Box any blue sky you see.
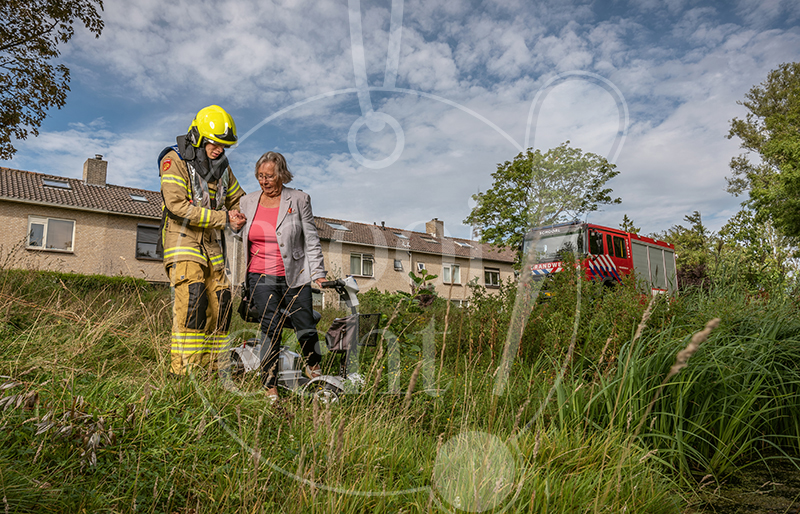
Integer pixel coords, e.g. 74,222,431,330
6,0,800,240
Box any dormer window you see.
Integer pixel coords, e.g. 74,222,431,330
42,178,71,189
327,221,350,232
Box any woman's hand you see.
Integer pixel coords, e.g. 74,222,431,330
228,210,246,231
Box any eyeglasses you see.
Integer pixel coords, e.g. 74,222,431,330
257,174,278,183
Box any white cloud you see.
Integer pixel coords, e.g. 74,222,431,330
7,0,800,243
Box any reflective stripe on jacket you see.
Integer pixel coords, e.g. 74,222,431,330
160,149,244,271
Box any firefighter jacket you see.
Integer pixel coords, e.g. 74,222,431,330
159,149,244,272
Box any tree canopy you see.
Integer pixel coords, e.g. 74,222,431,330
464,142,620,250
726,61,800,238
655,211,711,288
619,214,640,234
0,0,104,159
655,209,797,293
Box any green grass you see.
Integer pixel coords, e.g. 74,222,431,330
0,269,798,513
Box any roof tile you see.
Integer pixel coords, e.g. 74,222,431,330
0,167,161,218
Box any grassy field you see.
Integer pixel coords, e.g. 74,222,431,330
1,268,798,513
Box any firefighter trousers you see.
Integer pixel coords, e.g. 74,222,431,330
168,261,233,375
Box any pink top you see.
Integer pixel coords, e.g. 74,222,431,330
247,205,286,276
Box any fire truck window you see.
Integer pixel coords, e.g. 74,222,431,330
589,231,603,254
606,234,613,255
613,236,627,259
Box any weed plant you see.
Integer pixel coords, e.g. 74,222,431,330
0,267,798,513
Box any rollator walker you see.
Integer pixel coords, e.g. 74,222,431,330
231,277,380,402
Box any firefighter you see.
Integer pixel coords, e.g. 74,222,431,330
159,105,247,377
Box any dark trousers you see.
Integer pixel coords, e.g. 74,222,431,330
247,272,321,388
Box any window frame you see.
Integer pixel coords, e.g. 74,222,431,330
589,230,604,255
27,216,75,253
350,253,374,277
42,178,71,189
612,235,628,259
136,224,163,261
484,267,501,287
443,263,461,284
393,259,403,271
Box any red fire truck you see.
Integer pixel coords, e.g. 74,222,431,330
522,221,678,295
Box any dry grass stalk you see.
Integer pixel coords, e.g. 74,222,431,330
309,461,317,500
512,399,531,434
631,294,657,347
439,281,455,384
664,318,721,381
531,429,541,461
377,298,404,349
195,413,206,441
596,331,615,379
403,361,423,412
252,415,263,468
633,318,721,438
334,417,346,468
312,395,319,429
370,365,382,393
296,446,306,479
638,449,658,463
602,318,722,508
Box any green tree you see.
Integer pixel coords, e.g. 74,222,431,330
464,141,620,250
717,208,797,292
619,214,640,234
0,0,104,159
726,61,800,238
656,211,712,288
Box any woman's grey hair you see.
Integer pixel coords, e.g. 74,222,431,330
254,151,293,184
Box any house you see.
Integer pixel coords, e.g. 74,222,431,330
1,158,516,303
0,156,167,282
308,216,516,306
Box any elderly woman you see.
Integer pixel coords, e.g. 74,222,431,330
239,151,327,401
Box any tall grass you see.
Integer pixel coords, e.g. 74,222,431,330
0,268,798,512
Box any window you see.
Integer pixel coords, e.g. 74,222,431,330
612,236,627,259
443,264,460,284
327,221,350,232
312,291,324,309
589,230,604,255
130,194,149,202
485,268,501,287
455,241,472,248
42,178,71,189
350,253,373,276
136,225,162,260
417,262,426,272
27,216,75,252
393,259,403,271
393,232,408,239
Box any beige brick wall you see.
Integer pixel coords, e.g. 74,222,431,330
222,228,516,307
324,240,516,306
0,201,167,282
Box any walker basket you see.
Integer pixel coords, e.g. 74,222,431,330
325,313,381,352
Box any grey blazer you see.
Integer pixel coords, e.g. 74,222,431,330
239,187,326,288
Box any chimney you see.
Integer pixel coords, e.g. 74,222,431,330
381,221,385,230
426,218,444,238
83,154,108,186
